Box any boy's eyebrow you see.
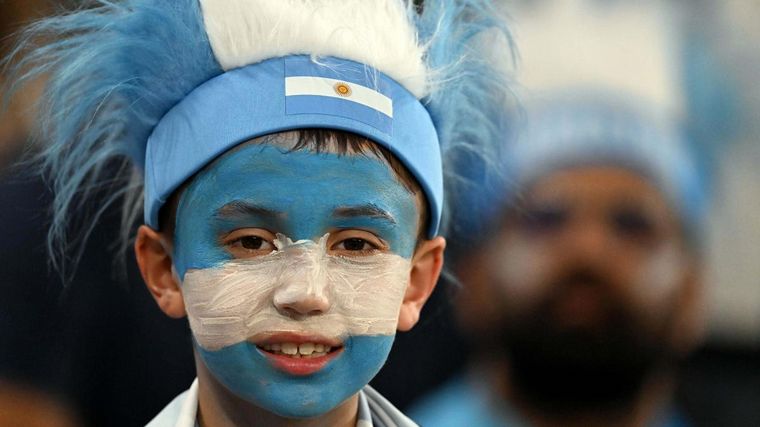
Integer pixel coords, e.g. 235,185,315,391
214,200,281,220
332,204,396,224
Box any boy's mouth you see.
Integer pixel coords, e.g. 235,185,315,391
252,334,344,376
259,342,338,358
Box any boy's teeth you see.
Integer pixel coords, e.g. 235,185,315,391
281,343,298,355
261,342,336,357
299,342,315,355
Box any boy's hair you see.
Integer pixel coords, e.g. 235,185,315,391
159,129,429,244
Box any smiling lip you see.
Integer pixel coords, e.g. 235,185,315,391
251,333,344,376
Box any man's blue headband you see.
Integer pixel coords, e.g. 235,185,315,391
144,55,442,237
505,94,708,236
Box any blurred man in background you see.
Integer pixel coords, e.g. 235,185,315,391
411,91,707,427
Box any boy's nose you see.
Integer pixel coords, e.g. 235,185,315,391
273,284,331,319
274,293,330,319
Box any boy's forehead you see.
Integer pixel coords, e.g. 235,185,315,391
181,138,419,221
174,136,422,258
203,138,394,186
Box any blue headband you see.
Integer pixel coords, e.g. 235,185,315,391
450,91,708,253
144,55,442,237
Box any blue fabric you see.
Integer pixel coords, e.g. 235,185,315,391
144,55,442,237
410,376,692,427
409,376,525,427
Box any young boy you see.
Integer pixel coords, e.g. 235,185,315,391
5,0,511,425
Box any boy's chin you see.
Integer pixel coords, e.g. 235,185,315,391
195,335,396,418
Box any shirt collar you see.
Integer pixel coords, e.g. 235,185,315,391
176,379,373,427
357,389,374,427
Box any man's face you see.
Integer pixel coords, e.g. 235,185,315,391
473,166,699,412
170,136,420,417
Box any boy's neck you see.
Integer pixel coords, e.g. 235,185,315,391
195,358,359,427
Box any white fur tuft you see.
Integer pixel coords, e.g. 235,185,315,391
199,0,429,98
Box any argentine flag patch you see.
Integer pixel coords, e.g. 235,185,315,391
284,57,394,134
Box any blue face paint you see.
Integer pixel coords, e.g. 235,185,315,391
172,140,420,417
173,142,419,277
197,336,393,418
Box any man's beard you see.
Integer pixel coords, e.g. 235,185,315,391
498,267,677,416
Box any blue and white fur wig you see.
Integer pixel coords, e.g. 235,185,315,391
3,0,514,272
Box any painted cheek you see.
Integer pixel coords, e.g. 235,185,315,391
182,236,411,351
172,211,229,280
172,185,237,280
386,201,420,258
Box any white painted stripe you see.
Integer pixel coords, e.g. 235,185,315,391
285,76,393,118
182,234,411,351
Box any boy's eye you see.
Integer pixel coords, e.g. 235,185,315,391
329,230,387,256
339,238,374,251
222,228,276,258
239,236,267,250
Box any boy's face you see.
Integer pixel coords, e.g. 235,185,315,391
170,135,421,417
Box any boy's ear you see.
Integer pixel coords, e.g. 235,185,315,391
397,237,446,331
134,225,186,319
